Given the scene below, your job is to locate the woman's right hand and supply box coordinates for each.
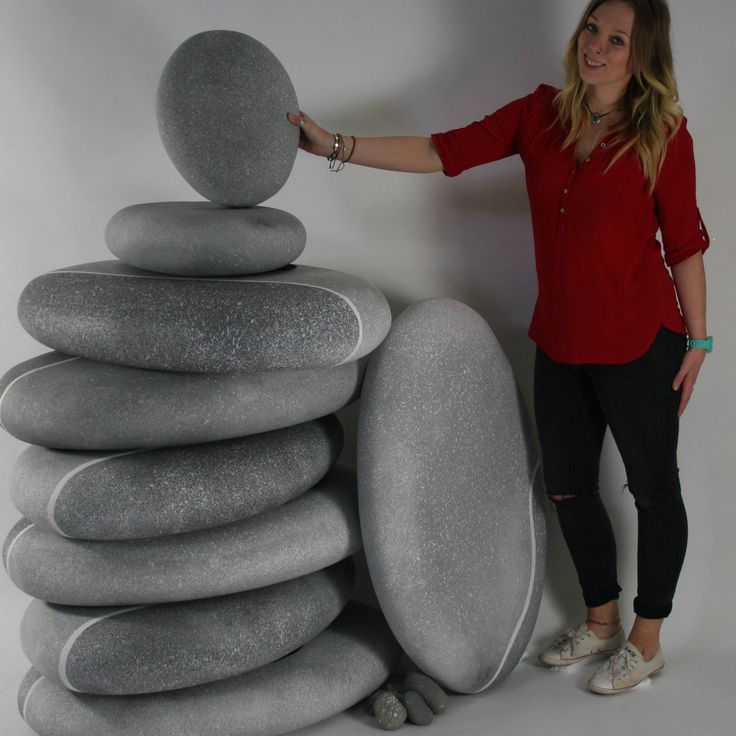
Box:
[287,111,334,158]
[286,111,443,174]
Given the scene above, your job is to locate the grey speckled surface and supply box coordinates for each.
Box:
[17,261,391,373]
[106,202,306,276]
[4,465,361,605]
[21,558,354,695]
[157,30,299,207]
[0,351,362,450]
[18,602,400,736]
[357,299,546,693]
[10,416,343,539]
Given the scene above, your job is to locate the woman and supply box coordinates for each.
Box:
[288,0,710,695]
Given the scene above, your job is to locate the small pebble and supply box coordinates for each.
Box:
[403,672,448,714]
[371,691,407,730]
[401,690,434,726]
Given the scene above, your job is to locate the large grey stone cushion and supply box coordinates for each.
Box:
[0,352,362,450]
[357,299,546,694]
[3,465,361,606]
[105,203,306,276]
[10,416,342,539]
[18,261,391,373]
[19,602,400,736]
[157,30,299,207]
[21,559,354,695]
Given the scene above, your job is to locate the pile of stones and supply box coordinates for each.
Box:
[1,30,400,736]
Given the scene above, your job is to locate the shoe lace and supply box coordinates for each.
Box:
[603,645,639,679]
[550,624,588,652]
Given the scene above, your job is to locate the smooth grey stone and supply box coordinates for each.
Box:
[402,672,447,714]
[357,298,546,694]
[19,602,401,736]
[18,261,391,373]
[21,559,354,695]
[157,30,299,207]
[0,352,362,450]
[401,691,433,726]
[105,203,306,277]
[4,465,361,606]
[10,416,343,539]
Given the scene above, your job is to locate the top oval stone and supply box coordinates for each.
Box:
[157,30,299,207]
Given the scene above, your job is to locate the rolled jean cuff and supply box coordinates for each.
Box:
[634,596,672,619]
[583,584,622,609]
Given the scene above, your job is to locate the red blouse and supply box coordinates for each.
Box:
[431,84,710,364]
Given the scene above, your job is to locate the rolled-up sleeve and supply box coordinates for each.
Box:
[431,86,543,177]
[654,118,710,267]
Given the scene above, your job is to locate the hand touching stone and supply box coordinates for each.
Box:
[287,111,335,157]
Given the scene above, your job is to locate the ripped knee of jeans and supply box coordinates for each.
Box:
[547,493,579,511]
[549,494,576,502]
[547,488,601,509]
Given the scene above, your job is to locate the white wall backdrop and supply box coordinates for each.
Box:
[1,1,733,733]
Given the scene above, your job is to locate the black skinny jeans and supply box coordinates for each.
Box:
[534,325,688,619]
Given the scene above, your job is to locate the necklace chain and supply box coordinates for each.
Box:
[583,100,618,127]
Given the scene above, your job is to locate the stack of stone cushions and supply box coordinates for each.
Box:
[1,30,399,736]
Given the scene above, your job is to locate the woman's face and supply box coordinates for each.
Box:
[577,1,635,99]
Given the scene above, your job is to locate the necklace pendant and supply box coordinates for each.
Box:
[591,113,602,126]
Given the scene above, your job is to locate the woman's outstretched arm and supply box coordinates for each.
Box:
[287,112,443,174]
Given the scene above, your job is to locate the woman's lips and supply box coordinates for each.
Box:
[583,53,605,69]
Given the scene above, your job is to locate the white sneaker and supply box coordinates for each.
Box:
[538,622,625,666]
[587,641,665,694]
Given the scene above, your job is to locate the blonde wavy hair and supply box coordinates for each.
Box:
[554,0,682,192]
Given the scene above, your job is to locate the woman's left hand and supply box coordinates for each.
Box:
[672,349,706,417]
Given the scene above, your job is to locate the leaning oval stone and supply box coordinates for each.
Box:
[106,202,306,276]
[0,352,361,450]
[18,602,400,736]
[3,466,360,606]
[17,261,391,373]
[157,30,299,207]
[10,416,342,539]
[20,559,354,695]
[358,299,546,693]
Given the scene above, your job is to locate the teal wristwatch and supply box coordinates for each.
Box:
[687,336,713,353]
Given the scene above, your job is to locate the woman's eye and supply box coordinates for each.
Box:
[586,23,597,32]
[612,36,625,46]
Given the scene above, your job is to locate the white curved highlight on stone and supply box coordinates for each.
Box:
[0,357,80,431]
[59,606,150,691]
[3,522,35,574]
[22,675,45,724]
[474,458,542,692]
[46,451,145,537]
[54,270,365,364]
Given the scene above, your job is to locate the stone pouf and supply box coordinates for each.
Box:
[18,602,401,736]
[105,202,306,276]
[357,298,546,693]
[21,559,354,695]
[10,416,342,540]
[3,465,361,606]
[157,30,299,207]
[0,352,362,450]
[17,261,391,373]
